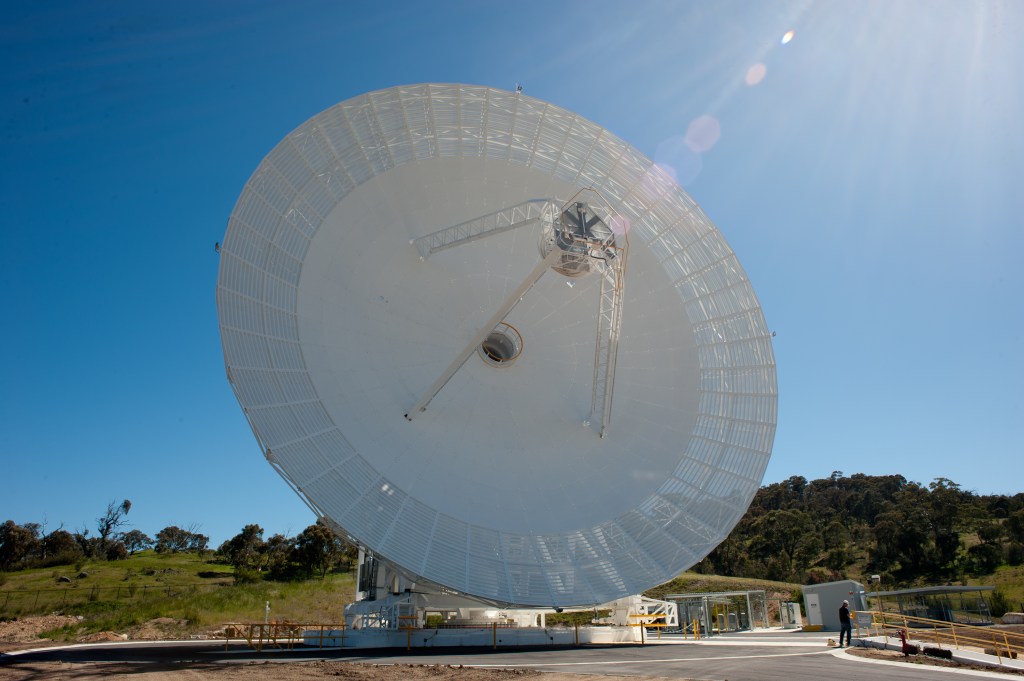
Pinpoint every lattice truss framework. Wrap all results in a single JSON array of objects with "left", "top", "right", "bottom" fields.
[{"left": 217, "top": 84, "right": 778, "bottom": 608}]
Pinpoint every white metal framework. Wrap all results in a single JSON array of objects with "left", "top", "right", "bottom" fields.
[
  {"left": 217, "top": 84, "right": 778, "bottom": 609},
  {"left": 412, "top": 199, "right": 556, "bottom": 259},
  {"left": 407, "top": 196, "right": 624, "bottom": 438}
]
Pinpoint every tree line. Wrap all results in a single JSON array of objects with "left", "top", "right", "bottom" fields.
[
  {"left": 217, "top": 523, "right": 358, "bottom": 581},
  {"left": 0, "top": 500, "right": 357, "bottom": 582},
  {"left": 5, "top": 474, "right": 1023, "bottom": 588},
  {"left": 694, "top": 473, "right": 1024, "bottom": 586},
  {"left": 0, "top": 499, "right": 209, "bottom": 570}
]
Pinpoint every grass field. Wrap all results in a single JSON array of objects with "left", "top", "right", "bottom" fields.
[{"left": 0, "top": 551, "right": 356, "bottom": 640}]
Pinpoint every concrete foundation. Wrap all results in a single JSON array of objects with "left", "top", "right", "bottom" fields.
[{"left": 303, "top": 625, "right": 639, "bottom": 648}]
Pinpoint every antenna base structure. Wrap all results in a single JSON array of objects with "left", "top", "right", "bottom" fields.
[
  {"left": 331, "top": 549, "right": 677, "bottom": 647},
  {"left": 406, "top": 193, "right": 625, "bottom": 438}
]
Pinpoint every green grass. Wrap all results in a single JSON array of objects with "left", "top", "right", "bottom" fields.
[
  {"left": 969, "top": 564, "right": 1024, "bottom": 614},
  {"left": 644, "top": 572, "right": 801, "bottom": 600},
  {"left": 0, "top": 550, "right": 356, "bottom": 641},
  {"left": 2, "top": 550, "right": 232, "bottom": 591}
]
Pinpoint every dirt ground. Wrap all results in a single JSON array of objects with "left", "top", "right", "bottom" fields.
[
  {"left": 0, "top": 615, "right": 82, "bottom": 652},
  {"left": 0, "top": 614, "right": 218, "bottom": 652},
  {"left": 0, "top": 649, "right": 681, "bottom": 681},
  {"left": 1, "top": 660, "right": 683, "bottom": 681}
]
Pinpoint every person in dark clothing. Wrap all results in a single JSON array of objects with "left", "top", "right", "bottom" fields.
[{"left": 838, "top": 599, "right": 852, "bottom": 648}]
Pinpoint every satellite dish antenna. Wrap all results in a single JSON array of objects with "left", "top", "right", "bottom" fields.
[{"left": 217, "top": 84, "right": 777, "bottom": 609}]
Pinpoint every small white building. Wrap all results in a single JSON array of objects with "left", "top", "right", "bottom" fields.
[{"left": 801, "top": 580, "right": 868, "bottom": 631}]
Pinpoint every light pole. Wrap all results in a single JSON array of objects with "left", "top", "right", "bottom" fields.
[{"left": 871, "top": 575, "right": 882, "bottom": 615}]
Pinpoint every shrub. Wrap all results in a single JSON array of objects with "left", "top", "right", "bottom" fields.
[
  {"left": 1007, "top": 542, "right": 1024, "bottom": 566},
  {"left": 234, "top": 568, "right": 262, "bottom": 584},
  {"left": 105, "top": 542, "right": 128, "bottom": 561},
  {"left": 803, "top": 568, "right": 841, "bottom": 585},
  {"left": 990, "top": 588, "right": 1012, "bottom": 618},
  {"left": 25, "top": 551, "right": 83, "bottom": 570}
]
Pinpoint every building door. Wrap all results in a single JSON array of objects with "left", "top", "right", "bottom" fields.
[{"left": 806, "top": 593, "right": 822, "bottom": 627}]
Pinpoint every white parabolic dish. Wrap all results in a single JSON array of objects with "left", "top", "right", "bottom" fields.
[{"left": 216, "top": 84, "right": 777, "bottom": 608}]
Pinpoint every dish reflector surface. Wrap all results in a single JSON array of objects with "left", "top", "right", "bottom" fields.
[{"left": 217, "top": 84, "right": 777, "bottom": 607}]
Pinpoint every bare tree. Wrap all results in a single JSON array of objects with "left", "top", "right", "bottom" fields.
[{"left": 96, "top": 500, "right": 131, "bottom": 556}]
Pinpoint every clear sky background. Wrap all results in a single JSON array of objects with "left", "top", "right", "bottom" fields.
[{"left": 3, "top": 1, "right": 1022, "bottom": 546}]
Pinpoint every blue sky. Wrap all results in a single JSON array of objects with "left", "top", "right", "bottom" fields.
[{"left": 3, "top": 1, "right": 1022, "bottom": 546}]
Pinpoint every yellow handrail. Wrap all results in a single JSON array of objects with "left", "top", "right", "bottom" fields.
[{"left": 853, "top": 610, "right": 1024, "bottom": 662}]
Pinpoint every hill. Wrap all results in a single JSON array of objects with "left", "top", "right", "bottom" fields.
[
  {"left": 692, "top": 473, "right": 1024, "bottom": 613},
  {"left": 0, "top": 550, "right": 355, "bottom": 642}
]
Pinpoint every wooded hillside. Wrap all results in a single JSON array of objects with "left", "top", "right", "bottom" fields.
[{"left": 694, "top": 472, "right": 1024, "bottom": 589}]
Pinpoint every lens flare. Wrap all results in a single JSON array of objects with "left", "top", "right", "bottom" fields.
[
  {"left": 781, "top": 30, "right": 795, "bottom": 44},
  {"left": 684, "top": 115, "right": 721, "bottom": 154},
  {"left": 746, "top": 63, "right": 767, "bottom": 86},
  {"left": 655, "top": 136, "right": 703, "bottom": 185},
  {"left": 608, "top": 214, "right": 631, "bottom": 236}
]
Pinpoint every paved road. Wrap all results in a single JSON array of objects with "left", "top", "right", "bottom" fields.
[{"left": 0, "top": 630, "right": 1010, "bottom": 680}]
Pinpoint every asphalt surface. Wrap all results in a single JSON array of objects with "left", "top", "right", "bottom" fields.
[{"left": 0, "top": 630, "right": 1013, "bottom": 680}]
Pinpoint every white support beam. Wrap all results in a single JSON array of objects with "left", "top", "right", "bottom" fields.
[
  {"left": 406, "top": 247, "right": 564, "bottom": 420},
  {"left": 590, "top": 252, "right": 626, "bottom": 438},
  {"left": 412, "top": 199, "right": 557, "bottom": 259}
]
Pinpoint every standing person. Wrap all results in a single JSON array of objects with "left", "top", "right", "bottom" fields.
[{"left": 838, "top": 599, "right": 852, "bottom": 648}]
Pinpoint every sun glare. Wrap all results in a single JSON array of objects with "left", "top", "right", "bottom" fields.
[
  {"left": 684, "top": 115, "right": 721, "bottom": 153},
  {"left": 745, "top": 63, "right": 767, "bottom": 86}
]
